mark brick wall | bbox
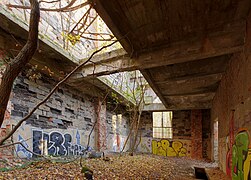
[191,110,203,159]
[137,110,207,158]
[202,109,211,160]
[211,12,251,176]
[172,110,191,139]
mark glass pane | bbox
[163,111,172,127]
[153,127,162,138]
[162,127,173,139]
[153,112,162,127]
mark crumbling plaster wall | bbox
[211,12,251,178]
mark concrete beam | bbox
[72,21,245,79]
[147,55,229,82]
[158,73,222,96]
[140,69,169,108]
[142,103,167,111]
[164,92,215,110]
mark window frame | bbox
[152,111,173,139]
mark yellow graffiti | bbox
[152,140,157,154]
[152,139,187,157]
[244,149,251,180]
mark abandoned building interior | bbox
[0,0,251,179]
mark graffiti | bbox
[16,135,32,158]
[33,130,88,156]
[141,144,150,153]
[152,139,187,157]
[111,135,123,152]
[226,111,235,177]
[226,136,232,176]
[140,138,151,153]
[231,130,251,180]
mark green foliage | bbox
[62,32,81,46]
[81,166,93,173]
[0,161,34,172]
[111,92,120,104]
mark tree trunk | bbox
[0,0,40,127]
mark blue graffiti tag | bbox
[16,135,32,158]
[33,130,90,156]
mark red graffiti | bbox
[226,111,235,178]
[117,134,120,149]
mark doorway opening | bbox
[213,119,219,162]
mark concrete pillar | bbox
[191,110,203,159]
[95,98,107,151]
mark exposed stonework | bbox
[11,73,96,131]
[0,70,130,158]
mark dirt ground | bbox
[0,154,229,179]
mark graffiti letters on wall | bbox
[16,129,92,158]
[16,135,32,158]
[140,138,151,153]
[152,139,189,157]
[32,130,87,156]
[227,129,251,180]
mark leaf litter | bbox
[0,154,227,180]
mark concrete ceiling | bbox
[88,0,251,109]
[1,1,251,110]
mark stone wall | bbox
[0,70,130,158]
[211,12,251,179]
[106,112,130,152]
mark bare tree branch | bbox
[0,40,118,145]
[69,5,92,34]
[80,36,115,42]
[0,141,44,158]
[0,0,40,128]
[7,1,89,12]
[39,0,61,4]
